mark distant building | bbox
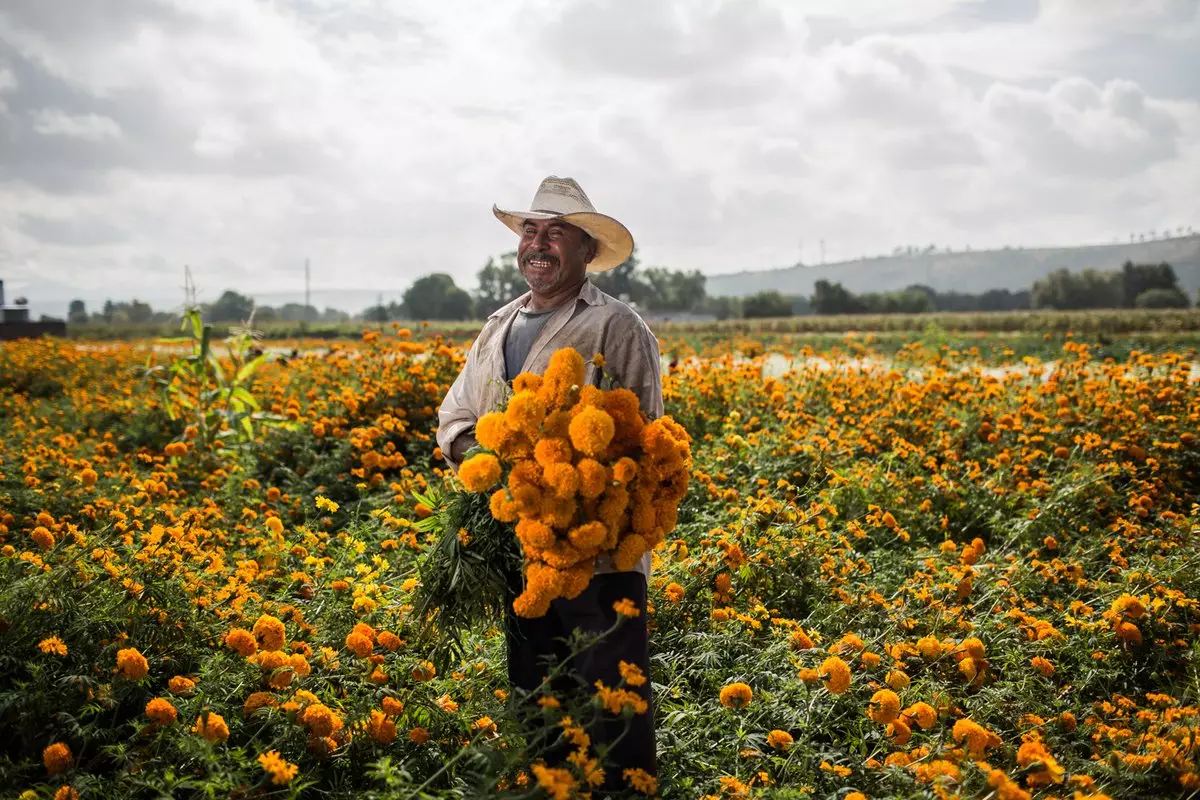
[0,280,67,340]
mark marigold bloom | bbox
[265,516,284,535]
[382,696,404,716]
[916,636,943,660]
[664,582,685,605]
[1115,621,1143,645]
[475,411,512,452]
[887,719,912,745]
[459,453,502,492]
[377,631,404,652]
[1016,736,1065,786]
[43,742,71,775]
[766,729,793,751]
[301,703,342,737]
[612,598,640,618]
[366,709,398,744]
[569,407,616,457]
[624,767,657,794]
[1111,593,1146,620]
[145,698,178,724]
[192,711,230,742]
[1031,656,1054,677]
[618,660,647,687]
[253,614,286,651]
[116,647,149,680]
[412,660,436,682]
[39,636,68,656]
[31,526,55,551]
[345,631,373,658]
[168,675,196,696]
[409,726,430,744]
[719,682,753,710]
[225,628,257,658]
[243,691,277,716]
[257,750,299,785]
[903,701,938,730]
[886,670,910,691]
[952,717,1000,758]
[868,689,901,724]
[819,656,852,694]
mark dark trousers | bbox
[505,568,657,791]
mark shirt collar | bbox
[487,278,606,320]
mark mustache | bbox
[521,253,559,267]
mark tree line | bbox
[62,256,1191,326]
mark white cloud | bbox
[30,108,121,140]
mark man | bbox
[436,176,662,789]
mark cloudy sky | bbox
[2,0,1199,316]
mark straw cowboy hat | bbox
[493,176,634,273]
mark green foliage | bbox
[743,290,794,319]
[403,274,475,321]
[1134,287,1190,309]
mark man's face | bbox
[517,218,595,295]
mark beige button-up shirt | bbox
[437,279,663,578]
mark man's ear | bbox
[584,235,599,264]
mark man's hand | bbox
[450,432,479,465]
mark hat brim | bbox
[492,205,634,272]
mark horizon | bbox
[10,228,1199,320]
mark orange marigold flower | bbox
[116,647,149,680]
[345,631,373,658]
[257,750,299,785]
[460,453,502,492]
[886,670,910,691]
[409,726,430,744]
[887,719,912,745]
[766,729,793,751]
[43,742,72,775]
[377,631,404,652]
[1031,656,1055,677]
[624,767,657,794]
[475,412,512,452]
[619,661,647,687]
[192,711,230,742]
[225,628,258,658]
[903,701,938,730]
[412,660,436,682]
[612,598,641,618]
[664,582,685,605]
[382,697,404,716]
[366,709,398,744]
[575,459,609,499]
[569,407,616,457]
[243,691,278,716]
[39,636,68,656]
[146,698,177,725]
[53,786,79,800]
[300,703,342,737]
[819,656,852,694]
[31,526,55,551]
[916,636,943,660]
[253,614,286,651]
[1111,594,1146,620]
[1115,621,1143,646]
[952,717,1001,758]
[867,689,901,724]
[719,682,753,710]
[168,675,196,696]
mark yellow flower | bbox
[192,711,230,742]
[624,767,657,794]
[257,750,299,785]
[168,676,196,696]
[819,656,851,694]
[719,682,753,710]
[867,689,901,724]
[116,647,149,680]
[618,660,647,687]
[460,453,502,492]
[145,698,178,725]
[612,598,641,618]
[902,701,938,730]
[315,495,339,513]
[252,614,286,651]
[766,729,793,751]
[39,636,68,656]
[569,407,615,457]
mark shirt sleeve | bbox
[436,332,487,470]
[604,312,664,419]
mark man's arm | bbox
[436,331,490,471]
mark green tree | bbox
[1032,268,1122,310]
[67,299,88,324]
[589,247,645,301]
[1134,287,1189,308]
[1121,261,1179,307]
[743,290,793,318]
[402,274,474,321]
[207,290,256,323]
[811,280,866,314]
[474,252,525,316]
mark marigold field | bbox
[2,328,1199,799]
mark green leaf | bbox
[234,353,266,384]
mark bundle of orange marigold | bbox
[454,347,691,618]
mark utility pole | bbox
[304,258,311,324]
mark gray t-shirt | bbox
[504,306,556,381]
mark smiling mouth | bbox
[524,255,558,270]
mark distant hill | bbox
[705,235,1200,300]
